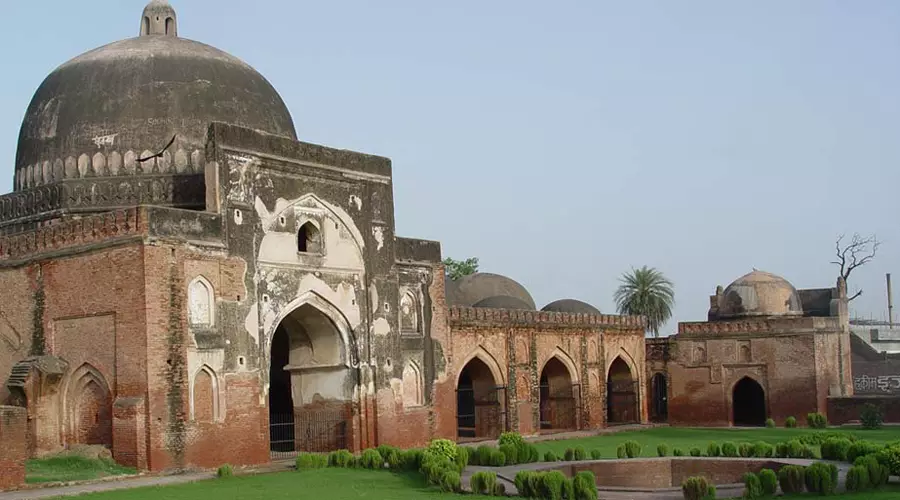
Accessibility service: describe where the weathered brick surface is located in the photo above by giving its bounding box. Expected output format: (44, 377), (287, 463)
(0, 406), (27, 490)
(828, 396), (900, 424)
(563, 458), (789, 488)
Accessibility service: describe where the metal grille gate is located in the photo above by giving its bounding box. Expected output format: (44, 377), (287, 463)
(456, 385), (507, 440)
(539, 383), (582, 431)
(269, 407), (350, 460)
(607, 379), (638, 424)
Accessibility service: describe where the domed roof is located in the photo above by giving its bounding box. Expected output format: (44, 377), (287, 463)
(542, 299), (601, 315)
(718, 270), (803, 318)
(14, 1), (296, 191)
(473, 296), (533, 310)
(447, 272), (536, 310)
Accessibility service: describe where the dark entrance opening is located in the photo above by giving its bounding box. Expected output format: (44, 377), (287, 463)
(607, 357), (637, 424)
(269, 323), (295, 454)
(539, 357), (577, 431)
(732, 377), (766, 426)
(650, 373), (668, 422)
(456, 357), (504, 440)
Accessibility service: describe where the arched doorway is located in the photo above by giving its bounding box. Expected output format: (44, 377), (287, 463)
(456, 357), (504, 440)
(650, 373), (668, 422)
(732, 377), (766, 426)
(268, 300), (355, 457)
(606, 357), (637, 425)
(539, 357), (578, 431)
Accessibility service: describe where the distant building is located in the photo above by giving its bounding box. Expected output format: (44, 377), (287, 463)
(850, 319), (900, 354)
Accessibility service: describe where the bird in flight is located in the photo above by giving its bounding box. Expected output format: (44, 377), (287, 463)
(138, 135), (177, 163)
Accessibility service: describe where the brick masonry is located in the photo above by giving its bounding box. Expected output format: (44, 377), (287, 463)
(0, 405), (27, 490)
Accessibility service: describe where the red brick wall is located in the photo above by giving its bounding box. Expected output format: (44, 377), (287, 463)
(562, 458), (788, 488)
(827, 396), (900, 424)
(0, 406), (27, 490)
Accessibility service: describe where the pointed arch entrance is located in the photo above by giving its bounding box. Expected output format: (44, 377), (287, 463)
(268, 296), (356, 457)
(539, 357), (579, 431)
(456, 354), (505, 440)
(606, 356), (638, 425)
(650, 373), (668, 422)
(732, 377), (766, 427)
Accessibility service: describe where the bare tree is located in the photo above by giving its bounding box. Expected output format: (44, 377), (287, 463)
(831, 233), (880, 301)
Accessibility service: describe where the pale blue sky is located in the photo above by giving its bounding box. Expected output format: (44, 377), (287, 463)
(0, 1), (897, 333)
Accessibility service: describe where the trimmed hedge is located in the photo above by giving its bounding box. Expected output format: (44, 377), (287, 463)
(296, 453), (328, 470)
(706, 442), (720, 457)
(470, 471), (498, 496)
(806, 412), (828, 429)
(217, 464), (233, 478)
(742, 472), (762, 499)
(681, 476), (715, 500)
(721, 442), (738, 457)
(777, 465), (805, 494)
(657, 444), (669, 457)
(785, 416), (797, 428)
(758, 469), (777, 496)
(804, 462), (838, 495)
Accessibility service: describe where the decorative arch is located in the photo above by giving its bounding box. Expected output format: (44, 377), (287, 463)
(539, 347), (580, 431)
(190, 365), (220, 423)
(188, 275), (215, 327)
(265, 290), (356, 367)
(399, 289), (420, 334)
(455, 346), (505, 388)
(402, 360), (424, 408)
(264, 193), (366, 253)
(64, 363), (112, 448)
(606, 354), (638, 425)
(540, 347), (580, 385)
(731, 375), (767, 427)
(297, 219), (322, 254)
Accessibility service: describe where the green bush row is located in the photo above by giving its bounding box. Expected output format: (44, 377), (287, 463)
(741, 469), (777, 498)
(772, 463), (838, 496)
(470, 471), (505, 496)
(681, 476), (716, 500)
(515, 470), (598, 500)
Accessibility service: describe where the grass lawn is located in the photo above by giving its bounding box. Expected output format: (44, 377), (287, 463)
(26, 455), (136, 484)
(69, 468), (496, 500)
(723, 489), (900, 499)
(531, 426), (900, 458)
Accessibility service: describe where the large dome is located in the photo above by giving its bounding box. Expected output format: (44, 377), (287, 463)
(13, 0), (296, 191)
(718, 270), (803, 318)
(542, 299), (601, 315)
(445, 272), (536, 310)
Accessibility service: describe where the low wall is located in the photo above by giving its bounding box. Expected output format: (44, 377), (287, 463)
(828, 396), (900, 424)
(0, 406), (27, 490)
(559, 458), (787, 488)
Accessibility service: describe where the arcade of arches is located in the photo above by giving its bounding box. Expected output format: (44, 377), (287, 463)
(456, 357), (503, 440)
(539, 357), (578, 431)
(607, 357), (638, 425)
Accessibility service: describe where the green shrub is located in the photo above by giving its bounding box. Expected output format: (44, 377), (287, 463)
(657, 444), (669, 457)
(751, 441), (773, 458)
(515, 471), (535, 497)
(399, 449), (423, 471)
(721, 442), (737, 457)
(861, 403), (884, 430)
(328, 449), (353, 468)
(455, 446), (469, 471)
(807, 412), (828, 429)
(855, 454), (889, 487)
(359, 449), (384, 470)
(785, 439), (813, 459)
(847, 440), (882, 463)
(475, 445), (494, 466)
(798, 431), (857, 445)
(494, 483), (506, 496)
(681, 476), (714, 500)
(440, 469), (461, 493)
(216, 464), (233, 478)
(295, 453), (328, 470)
(522, 443), (540, 464)
(540, 470), (568, 500)
(420, 450), (456, 486)
(470, 471), (498, 496)
(774, 442), (788, 458)
(565, 448), (576, 461)
(758, 469), (777, 496)
(499, 444), (518, 466)
(673, 448), (685, 457)
(563, 477), (575, 500)
(804, 462), (838, 495)
(778, 465), (806, 494)
(616, 445), (626, 459)
(706, 484), (716, 499)
(738, 442), (753, 458)
(573, 471), (598, 500)
(544, 451), (559, 462)
(574, 446), (587, 461)
(706, 442), (720, 457)
(785, 416), (797, 428)
(689, 447), (701, 457)
(624, 440), (642, 458)
(590, 449), (602, 460)
(765, 418), (775, 428)
(875, 445), (900, 476)
(742, 472), (762, 499)
(820, 437), (852, 461)
(489, 449), (506, 467)
(498, 431), (525, 448)
(377, 445), (400, 465)
(428, 438), (458, 462)
(845, 465), (869, 492)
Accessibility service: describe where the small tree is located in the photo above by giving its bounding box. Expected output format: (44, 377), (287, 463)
(831, 233), (879, 301)
(442, 257), (479, 281)
(613, 266), (675, 338)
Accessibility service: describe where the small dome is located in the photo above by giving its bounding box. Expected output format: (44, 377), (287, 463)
(473, 296), (533, 310)
(447, 272), (536, 310)
(718, 270), (803, 318)
(542, 299), (601, 315)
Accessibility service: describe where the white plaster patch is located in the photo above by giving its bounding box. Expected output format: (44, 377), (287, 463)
(349, 195), (362, 210)
(373, 317), (392, 337)
(369, 283), (379, 314)
(372, 226), (385, 251)
(245, 302), (260, 345)
(261, 273), (363, 340)
(390, 377), (403, 404)
(233, 209), (243, 225)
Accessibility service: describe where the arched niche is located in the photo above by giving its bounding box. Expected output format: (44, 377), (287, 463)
(65, 363), (112, 448)
(188, 276), (215, 327)
(190, 365), (219, 423)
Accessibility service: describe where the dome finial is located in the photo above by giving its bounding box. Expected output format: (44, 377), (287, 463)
(140, 0), (178, 37)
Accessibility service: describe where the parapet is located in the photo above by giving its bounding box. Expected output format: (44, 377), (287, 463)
(447, 305), (645, 331)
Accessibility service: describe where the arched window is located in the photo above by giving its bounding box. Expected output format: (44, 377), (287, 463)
(165, 17), (175, 35)
(191, 366), (219, 423)
(188, 276), (215, 327)
(297, 221), (322, 254)
(402, 361), (423, 407)
(142, 16), (150, 35)
(400, 291), (419, 333)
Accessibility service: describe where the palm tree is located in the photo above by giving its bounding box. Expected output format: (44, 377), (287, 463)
(614, 266), (675, 337)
